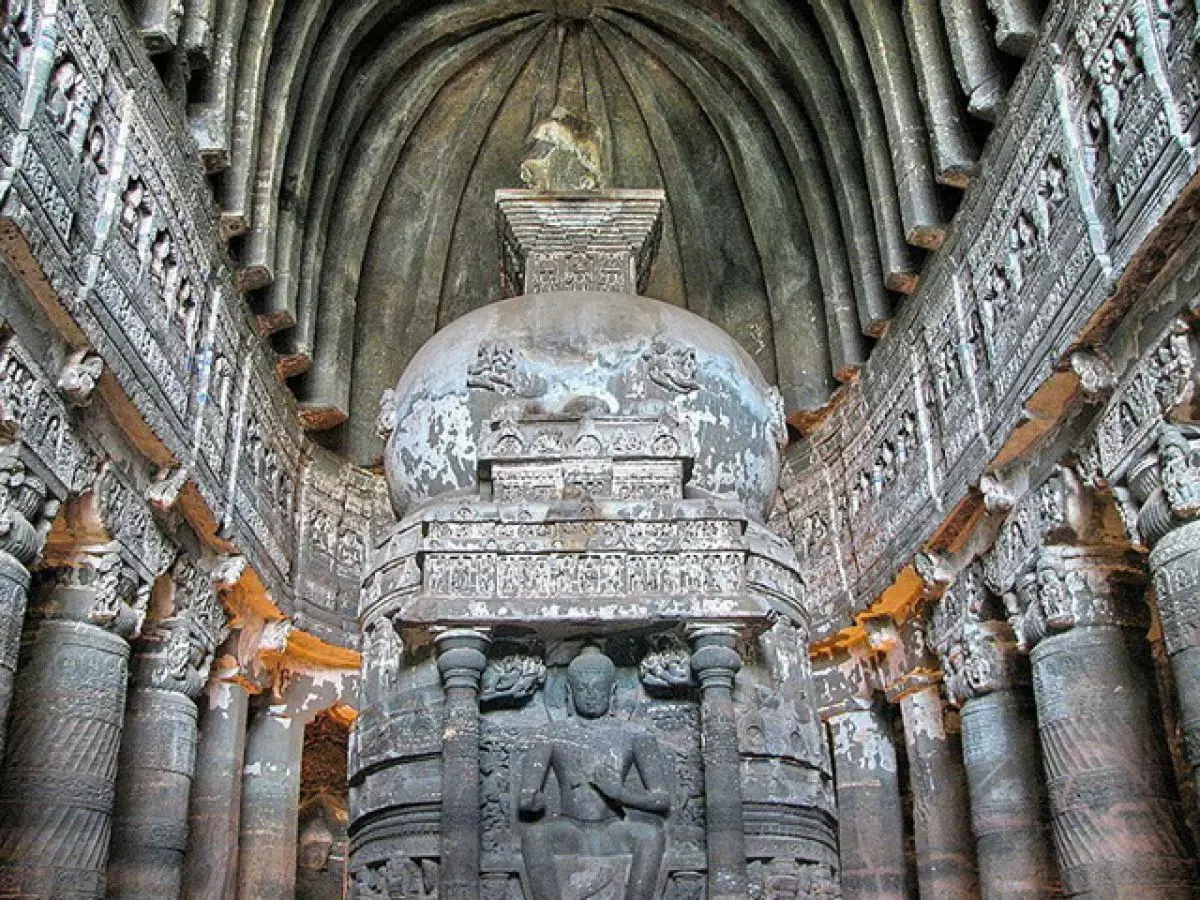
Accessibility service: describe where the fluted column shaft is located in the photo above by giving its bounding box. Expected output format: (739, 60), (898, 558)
(183, 678), (250, 900)
(960, 691), (1056, 898)
(435, 628), (489, 900)
(898, 685), (979, 899)
(0, 452), (50, 760)
(235, 701), (305, 900)
(1017, 546), (1196, 897)
(0, 550), (30, 756)
(688, 625), (747, 900)
(827, 705), (908, 899)
(0, 554), (135, 899)
(1149, 519), (1200, 813)
(107, 686), (198, 898)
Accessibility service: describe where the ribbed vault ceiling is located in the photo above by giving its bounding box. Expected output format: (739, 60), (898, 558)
(176, 0), (1041, 464)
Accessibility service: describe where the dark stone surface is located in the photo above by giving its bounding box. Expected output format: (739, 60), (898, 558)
(182, 679), (249, 900)
(0, 616), (130, 898)
(106, 686), (199, 898)
(899, 686), (979, 899)
(960, 690), (1058, 899)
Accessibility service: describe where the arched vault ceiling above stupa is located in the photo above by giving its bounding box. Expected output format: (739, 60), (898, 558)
(171, 0), (1042, 464)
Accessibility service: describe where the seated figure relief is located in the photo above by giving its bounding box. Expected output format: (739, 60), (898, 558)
(517, 646), (670, 900)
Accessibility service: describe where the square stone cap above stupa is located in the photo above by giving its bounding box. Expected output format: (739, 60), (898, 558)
(495, 188), (664, 298)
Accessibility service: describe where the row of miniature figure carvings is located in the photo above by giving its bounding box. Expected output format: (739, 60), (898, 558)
(775, 0), (1200, 633)
(0, 0), (384, 630)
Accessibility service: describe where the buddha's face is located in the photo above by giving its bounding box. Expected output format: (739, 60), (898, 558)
(568, 661), (615, 719)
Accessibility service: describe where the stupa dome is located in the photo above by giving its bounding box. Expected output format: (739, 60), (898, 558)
(380, 288), (787, 521)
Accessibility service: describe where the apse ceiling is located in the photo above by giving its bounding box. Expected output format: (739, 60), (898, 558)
(178, 0), (1041, 464)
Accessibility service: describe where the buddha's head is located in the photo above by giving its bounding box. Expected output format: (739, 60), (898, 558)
(566, 645), (616, 719)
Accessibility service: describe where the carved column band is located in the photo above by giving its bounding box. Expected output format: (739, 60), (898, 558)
(897, 685), (979, 900)
(0, 552), (137, 899)
(108, 567), (225, 900)
(1149, 519), (1200, 811)
(182, 675), (251, 900)
(0, 451), (50, 760)
(236, 700), (305, 900)
(107, 684), (198, 897)
(826, 705), (907, 900)
(435, 628), (490, 900)
(953, 622), (1056, 899)
(1019, 546), (1196, 897)
(688, 625), (748, 900)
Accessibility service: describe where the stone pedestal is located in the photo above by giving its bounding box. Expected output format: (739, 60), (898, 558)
(688, 625), (747, 900)
(435, 628), (489, 900)
(107, 687), (199, 897)
(183, 677), (250, 900)
(827, 706), (907, 899)
(236, 701), (305, 900)
(898, 685), (979, 899)
(1016, 547), (1196, 897)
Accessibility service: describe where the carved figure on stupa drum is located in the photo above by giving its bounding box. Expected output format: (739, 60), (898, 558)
(518, 646), (670, 900)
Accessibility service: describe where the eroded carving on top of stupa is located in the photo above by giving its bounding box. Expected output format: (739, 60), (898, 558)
(520, 106), (607, 192)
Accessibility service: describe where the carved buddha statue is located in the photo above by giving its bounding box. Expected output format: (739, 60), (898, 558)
(517, 646), (670, 900)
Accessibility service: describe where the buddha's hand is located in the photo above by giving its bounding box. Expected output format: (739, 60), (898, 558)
(589, 766), (625, 802)
(518, 788), (545, 814)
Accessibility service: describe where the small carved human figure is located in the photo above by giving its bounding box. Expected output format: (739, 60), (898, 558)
(518, 646), (670, 900)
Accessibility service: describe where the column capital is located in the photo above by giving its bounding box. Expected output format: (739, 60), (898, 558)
(433, 627), (490, 691)
(132, 556), (230, 698)
(35, 541), (149, 638)
(941, 620), (1029, 705)
(871, 614), (942, 702)
(929, 562), (1028, 705)
(813, 646), (879, 719)
(1006, 544), (1147, 650)
(687, 624), (743, 691)
(0, 449), (53, 567)
(1129, 422), (1200, 547)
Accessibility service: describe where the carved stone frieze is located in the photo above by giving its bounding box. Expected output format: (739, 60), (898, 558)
(133, 555), (229, 697)
(983, 466), (1096, 594)
(1004, 544), (1148, 650)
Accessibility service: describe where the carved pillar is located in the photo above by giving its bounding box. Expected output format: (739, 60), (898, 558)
(688, 624), (747, 900)
(817, 651), (907, 900)
(826, 705), (906, 900)
(107, 560), (227, 898)
(236, 692), (306, 900)
(1012, 545), (1196, 896)
(434, 628), (490, 900)
(0, 543), (144, 898)
(936, 614), (1057, 899)
(897, 685), (979, 900)
(1133, 425), (1200, 816)
(0, 449), (52, 760)
(872, 611), (979, 900)
(182, 665), (250, 900)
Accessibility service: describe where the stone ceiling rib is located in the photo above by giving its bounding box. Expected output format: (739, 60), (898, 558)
(161, 0), (1039, 462)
